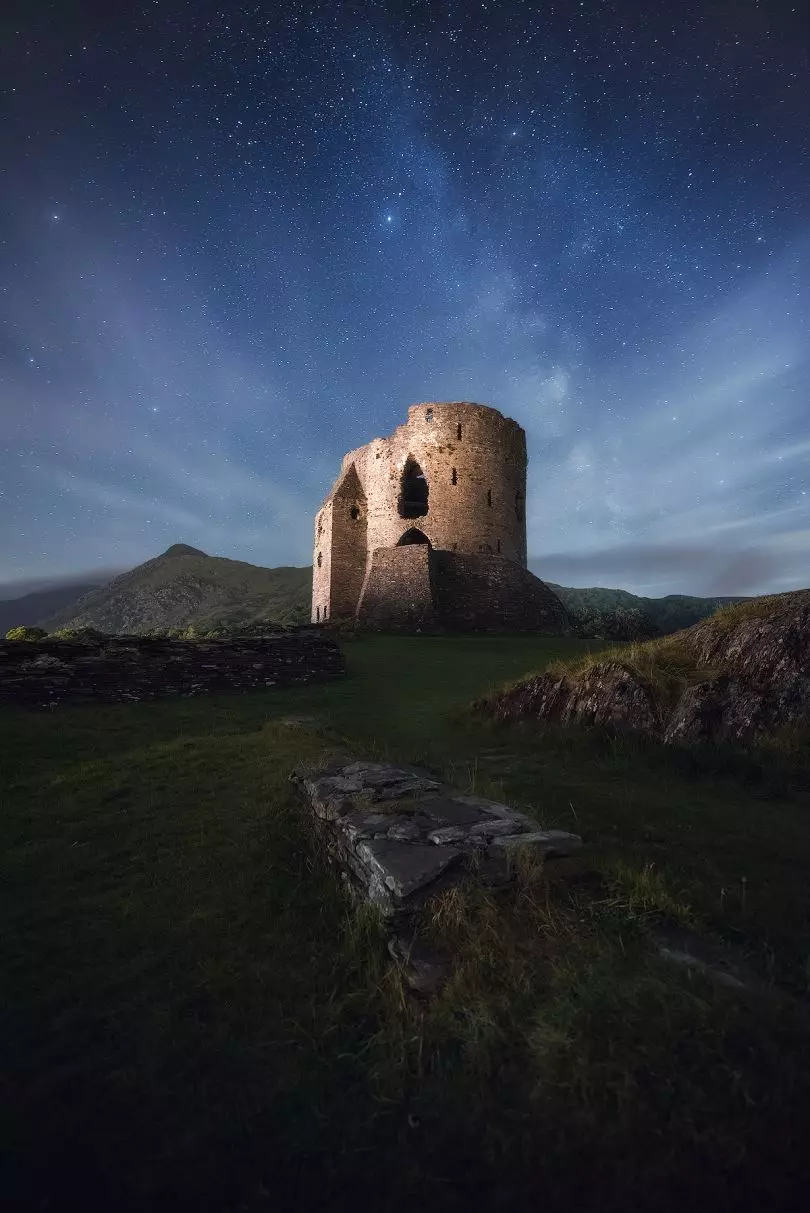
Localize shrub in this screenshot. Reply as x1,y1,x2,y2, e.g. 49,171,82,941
4,626,47,641
49,626,105,642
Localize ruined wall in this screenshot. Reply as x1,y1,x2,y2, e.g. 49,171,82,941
346,402,527,562
430,551,568,633
313,401,530,623
0,633,345,709
355,545,437,630
355,548,568,634
312,466,368,622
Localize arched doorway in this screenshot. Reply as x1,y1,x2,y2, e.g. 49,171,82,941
397,528,431,546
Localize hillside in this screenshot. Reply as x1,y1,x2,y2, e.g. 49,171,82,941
39,545,312,634
480,589,810,748
0,582,103,635
545,582,749,633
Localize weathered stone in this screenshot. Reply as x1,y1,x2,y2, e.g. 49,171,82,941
386,820,424,842
356,839,461,901
427,826,469,845
0,632,345,710
416,796,489,827
388,934,452,996
491,829,582,857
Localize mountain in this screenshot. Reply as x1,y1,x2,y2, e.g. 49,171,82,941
0,582,104,636
544,583,750,634
38,546,312,634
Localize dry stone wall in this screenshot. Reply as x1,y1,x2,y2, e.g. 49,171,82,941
0,631,345,709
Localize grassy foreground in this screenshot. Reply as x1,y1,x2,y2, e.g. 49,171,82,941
2,634,810,1212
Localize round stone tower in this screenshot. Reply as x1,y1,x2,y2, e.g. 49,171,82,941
311,401,566,633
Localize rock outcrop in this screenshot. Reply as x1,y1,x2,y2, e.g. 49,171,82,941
478,590,810,746
0,630,344,709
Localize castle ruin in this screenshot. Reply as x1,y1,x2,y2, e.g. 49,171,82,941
311,401,567,632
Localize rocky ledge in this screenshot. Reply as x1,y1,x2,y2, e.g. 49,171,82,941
0,631,345,709
478,589,810,746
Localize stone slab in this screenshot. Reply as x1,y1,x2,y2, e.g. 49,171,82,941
356,839,462,900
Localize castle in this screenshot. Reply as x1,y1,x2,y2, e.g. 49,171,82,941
311,401,568,632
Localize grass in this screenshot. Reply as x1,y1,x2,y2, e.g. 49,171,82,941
2,633,810,1211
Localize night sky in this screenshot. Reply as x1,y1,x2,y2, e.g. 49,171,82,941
2,0,808,598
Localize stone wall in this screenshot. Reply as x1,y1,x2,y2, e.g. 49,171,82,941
356,545,437,630
354,547,569,633
431,551,569,633
0,631,345,709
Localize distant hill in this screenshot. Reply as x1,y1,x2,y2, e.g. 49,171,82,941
0,582,103,635
545,583,750,634
39,545,312,634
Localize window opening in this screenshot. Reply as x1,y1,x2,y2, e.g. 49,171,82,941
316,606,320,621
451,467,457,485
487,489,492,507
426,407,433,421
497,539,501,553
398,458,429,518
457,423,462,440
350,505,361,520
317,552,322,567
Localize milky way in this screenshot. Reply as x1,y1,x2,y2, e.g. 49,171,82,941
1,0,807,596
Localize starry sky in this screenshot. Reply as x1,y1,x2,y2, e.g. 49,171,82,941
2,0,808,599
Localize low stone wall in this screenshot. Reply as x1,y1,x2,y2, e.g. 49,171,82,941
0,631,345,709
292,758,581,993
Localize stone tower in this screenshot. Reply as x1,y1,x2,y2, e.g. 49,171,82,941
311,401,567,632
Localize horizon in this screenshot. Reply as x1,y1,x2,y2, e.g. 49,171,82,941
1,542,803,606
2,2,807,598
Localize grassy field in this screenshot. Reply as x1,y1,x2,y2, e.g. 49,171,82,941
3,634,810,1211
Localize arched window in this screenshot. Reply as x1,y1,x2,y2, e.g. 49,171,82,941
397,528,431,546
398,458,429,518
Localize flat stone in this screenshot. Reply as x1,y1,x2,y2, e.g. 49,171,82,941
468,817,527,839
356,839,461,900
491,829,582,857
387,820,424,842
417,796,489,827
427,825,469,845
337,811,394,843
340,761,440,795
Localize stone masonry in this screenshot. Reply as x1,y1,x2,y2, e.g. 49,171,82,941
311,401,567,632
0,631,345,709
